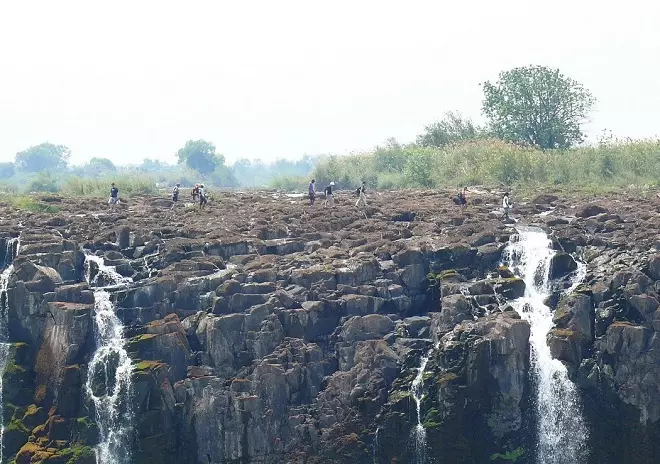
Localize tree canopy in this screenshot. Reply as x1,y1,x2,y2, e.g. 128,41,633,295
15,142,71,172
416,112,484,148
481,65,595,149
81,157,116,177
176,140,223,173
0,162,15,178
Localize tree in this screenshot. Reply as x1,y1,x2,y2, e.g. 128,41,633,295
15,142,71,172
176,140,222,173
416,112,484,148
138,158,169,173
481,66,596,149
373,138,407,173
84,157,116,177
0,162,15,178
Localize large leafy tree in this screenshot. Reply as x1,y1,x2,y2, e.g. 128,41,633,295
176,139,222,173
15,142,71,172
416,112,484,148
481,66,595,149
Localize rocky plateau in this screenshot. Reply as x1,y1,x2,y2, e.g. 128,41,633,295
1,187,659,463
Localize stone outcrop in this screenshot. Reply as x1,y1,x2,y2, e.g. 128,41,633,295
0,188,659,463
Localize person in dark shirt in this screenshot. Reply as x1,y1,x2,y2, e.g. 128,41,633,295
323,182,335,207
355,182,366,208
108,183,119,206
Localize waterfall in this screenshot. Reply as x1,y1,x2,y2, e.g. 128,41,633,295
410,353,430,464
3,237,19,266
0,265,13,463
0,238,19,461
503,227,589,463
372,427,379,464
84,253,134,464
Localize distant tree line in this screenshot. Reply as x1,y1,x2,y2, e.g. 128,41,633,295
1,65,604,194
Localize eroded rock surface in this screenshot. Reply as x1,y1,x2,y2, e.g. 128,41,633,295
0,188,659,463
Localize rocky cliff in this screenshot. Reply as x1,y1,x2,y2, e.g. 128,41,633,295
0,188,659,463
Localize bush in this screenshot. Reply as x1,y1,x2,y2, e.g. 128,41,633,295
269,175,309,191
62,176,158,197
9,196,60,213
311,138,660,190
26,172,60,193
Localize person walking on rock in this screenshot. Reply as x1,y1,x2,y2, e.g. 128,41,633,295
108,183,119,207
355,181,367,208
324,182,335,207
191,184,200,202
503,192,511,220
308,179,316,207
198,184,208,208
453,187,468,206
171,183,180,209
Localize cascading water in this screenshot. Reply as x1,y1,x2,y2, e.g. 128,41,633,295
0,264,13,463
0,238,18,462
84,254,134,464
503,227,589,463
410,354,430,464
3,237,19,267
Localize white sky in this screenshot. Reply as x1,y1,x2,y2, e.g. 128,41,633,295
1,0,658,166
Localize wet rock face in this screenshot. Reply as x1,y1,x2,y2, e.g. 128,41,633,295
378,311,531,462
1,189,660,463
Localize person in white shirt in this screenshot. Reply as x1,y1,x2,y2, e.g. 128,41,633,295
502,192,511,220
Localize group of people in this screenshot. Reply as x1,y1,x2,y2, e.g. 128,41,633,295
109,180,511,220
108,182,208,209
308,180,368,208
453,187,513,220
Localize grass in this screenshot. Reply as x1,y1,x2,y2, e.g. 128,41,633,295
62,175,158,196
311,138,660,192
7,196,60,213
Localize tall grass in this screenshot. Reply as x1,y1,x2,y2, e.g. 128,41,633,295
61,176,158,196
311,138,660,190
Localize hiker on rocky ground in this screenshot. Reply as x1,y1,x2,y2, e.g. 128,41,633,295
355,181,367,208
198,184,208,208
308,179,316,206
503,192,512,220
171,183,180,209
324,182,335,207
191,184,200,202
453,187,468,206
108,183,119,206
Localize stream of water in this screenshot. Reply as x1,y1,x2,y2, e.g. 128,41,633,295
0,238,19,462
503,227,589,463
411,353,430,464
84,254,134,464
0,265,13,463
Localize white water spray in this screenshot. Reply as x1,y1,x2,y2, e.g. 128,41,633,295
84,254,134,464
410,354,430,464
503,228,588,463
0,264,13,462
3,237,19,266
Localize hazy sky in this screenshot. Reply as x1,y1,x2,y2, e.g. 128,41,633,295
1,0,658,166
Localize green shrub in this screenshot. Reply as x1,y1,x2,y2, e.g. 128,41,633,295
62,175,158,196
9,196,60,213
312,138,660,190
